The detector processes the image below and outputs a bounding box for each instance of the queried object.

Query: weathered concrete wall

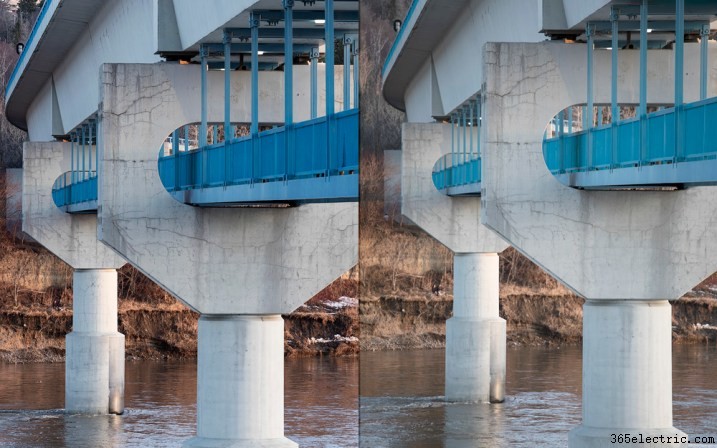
[482,41,717,300]
[401,122,507,254]
[99,63,357,315]
[22,142,124,270]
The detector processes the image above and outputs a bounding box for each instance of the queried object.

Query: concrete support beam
[401,123,508,403]
[446,253,505,403]
[66,269,124,414]
[22,142,125,414]
[569,300,685,447]
[184,315,297,448]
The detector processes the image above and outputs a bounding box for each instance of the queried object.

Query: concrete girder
[99,62,357,315]
[482,41,717,301]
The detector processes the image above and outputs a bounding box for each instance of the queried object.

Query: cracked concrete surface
[401,122,507,254]
[22,142,124,269]
[481,41,717,300]
[99,63,357,314]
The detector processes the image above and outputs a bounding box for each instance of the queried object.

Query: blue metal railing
[158,109,358,200]
[382,0,420,76]
[51,171,98,209]
[543,97,717,176]
[432,153,481,191]
[5,0,55,98]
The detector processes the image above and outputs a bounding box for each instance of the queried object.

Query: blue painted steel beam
[326,0,335,179]
[343,35,351,111]
[589,19,707,33]
[352,40,359,109]
[202,42,315,55]
[200,46,208,147]
[225,27,356,40]
[70,132,75,184]
[82,125,86,180]
[675,0,684,161]
[224,31,231,143]
[640,0,648,165]
[251,13,260,135]
[310,47,319,118]
[88,120,93,174]
[611,7,619,169]
[700,24,709,100]
[251,9,358,22]
[284,0,294,127]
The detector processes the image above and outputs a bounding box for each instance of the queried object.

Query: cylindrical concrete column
[569,300,687,447]
[65,269,124,415]
[445,252,506,403]
[184,315,297,448]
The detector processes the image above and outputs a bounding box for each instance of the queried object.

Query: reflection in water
[0,357,357,448]
[360,345,717,448]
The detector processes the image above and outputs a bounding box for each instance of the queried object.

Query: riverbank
[360,292,717,351]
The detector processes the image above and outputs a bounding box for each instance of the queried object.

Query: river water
[360,344,717,448]
[0,356,358,448]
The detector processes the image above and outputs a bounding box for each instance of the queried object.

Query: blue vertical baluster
[675,0,684,162]
[213,124,218,145]
[700,24,709,101]
[284,0,294,180]
[325,0,334,177]
[184,125,189,153]
[89,120,94,178]
[70,131,75,185]
[567,106,573,134]
[352,38,359,109]
[200,45,208,186]
[462,106,467,184]
[610,7,619,170]
[82,125,86,181]
[343,35,351,111]
[310,47,319,118]
[558,109,565,173]
[639,1,648,167]
[172,129,179,191]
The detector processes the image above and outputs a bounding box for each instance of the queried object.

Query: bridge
[383,0,717,446]
[6,1,358,447]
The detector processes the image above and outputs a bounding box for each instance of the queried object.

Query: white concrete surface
[481,41,717,301]
[22,142,125,270]
[446,253,505,403]
[99,63,357,315]
[401,122,507,254]
[569,300,685,447]
[183,315,297,448]
[66,269,125,415]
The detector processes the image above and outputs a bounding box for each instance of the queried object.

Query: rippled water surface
[360,345,717,448]
[0,357,358,448]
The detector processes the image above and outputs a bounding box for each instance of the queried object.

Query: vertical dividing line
[675,0,684,162]
[310,47,318,119]
[284,0,293,181]
[611,8,619,170]
[640,2,648,167]
[700,24,709,101]
[558,109,565,173]
[325,0,334,177]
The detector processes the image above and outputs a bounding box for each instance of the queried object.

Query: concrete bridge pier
[185,315,296,448]
[479,41,717,445]
[98,62,358,446]
[66,269,124,414]
[22,142,126,414]
[400,123,508,403]
[446,253,505,403]
[569,300,684,447]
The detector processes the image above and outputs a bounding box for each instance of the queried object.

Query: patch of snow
[323,296,358,309]
[309,334,359,344]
